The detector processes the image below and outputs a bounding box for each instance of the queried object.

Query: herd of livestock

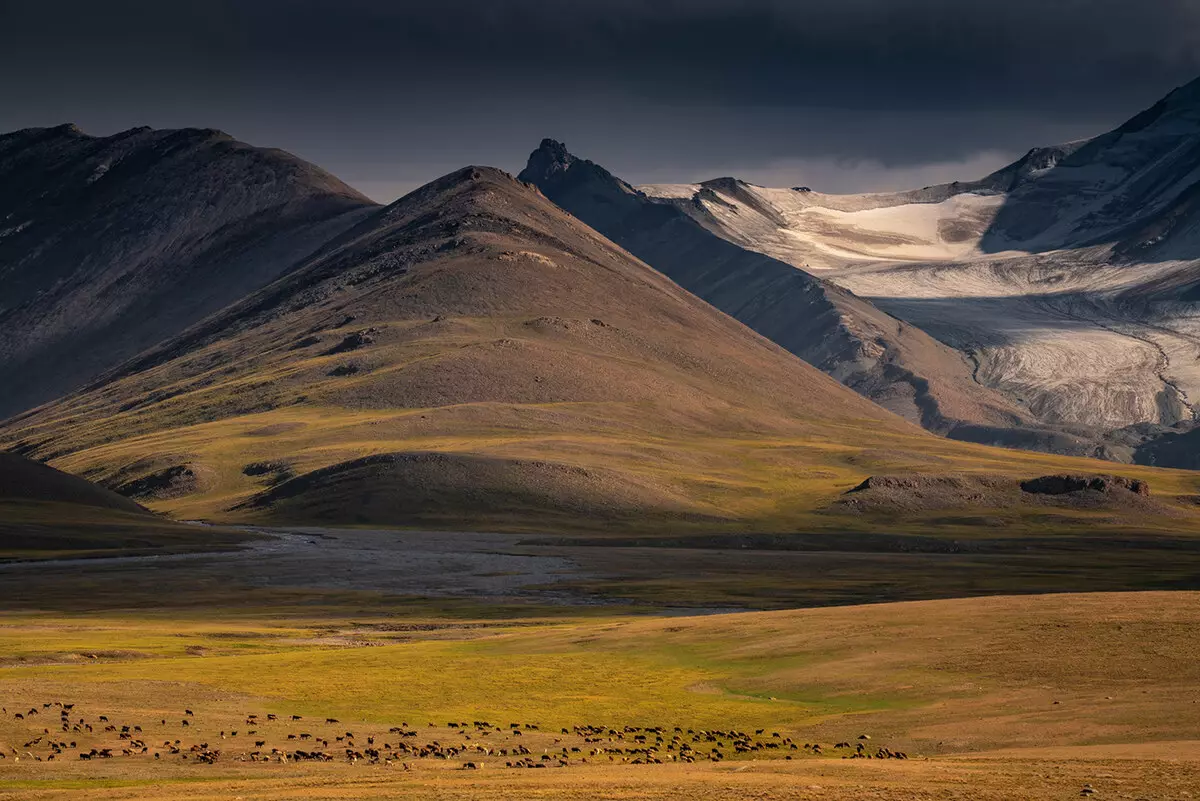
[2,700,910,771]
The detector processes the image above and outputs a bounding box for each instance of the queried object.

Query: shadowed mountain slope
[0,124,379,417]
[0,449,252,557]
[0,450,144,513]
[982,76,1200,259]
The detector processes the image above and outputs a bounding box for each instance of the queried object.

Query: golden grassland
[14,397,1200,536]
[1,593,1199,799]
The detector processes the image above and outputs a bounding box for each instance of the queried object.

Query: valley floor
[4,524,1200,611]
[1,528,1199,797]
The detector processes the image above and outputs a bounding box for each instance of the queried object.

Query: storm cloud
[3,0,1199,197]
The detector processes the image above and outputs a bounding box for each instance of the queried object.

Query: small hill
[0,124,378,417]
[0,450,144,512]
[0,450,247,558]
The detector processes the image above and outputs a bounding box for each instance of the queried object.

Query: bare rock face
[0,124,379,418]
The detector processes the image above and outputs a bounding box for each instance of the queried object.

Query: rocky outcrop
[1019,474,1150,497]
[837,472,1163,516]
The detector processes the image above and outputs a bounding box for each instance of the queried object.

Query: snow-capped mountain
[527,77,1200,465]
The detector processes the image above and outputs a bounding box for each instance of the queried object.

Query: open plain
[2,575,1199,800]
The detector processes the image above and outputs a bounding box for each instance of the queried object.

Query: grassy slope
[3,169,1199,537]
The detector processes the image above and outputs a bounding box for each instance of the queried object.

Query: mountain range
[3,77,1200,533]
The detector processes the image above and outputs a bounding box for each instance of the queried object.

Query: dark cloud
[2,1,1198,196]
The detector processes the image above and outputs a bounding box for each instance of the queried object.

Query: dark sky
[3,0,1199,199]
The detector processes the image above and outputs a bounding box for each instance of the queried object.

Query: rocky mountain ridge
[0,123,379,417]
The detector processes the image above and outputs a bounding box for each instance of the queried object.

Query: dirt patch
[288,335,322,350]
[834,473,1173,516]
[0,649,153,667]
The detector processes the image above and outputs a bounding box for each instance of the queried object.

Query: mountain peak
[444,164,516,186]
[537,138,571,157]
[518,139,638,204]
[520,138,579,183]
[380,165,521,216]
